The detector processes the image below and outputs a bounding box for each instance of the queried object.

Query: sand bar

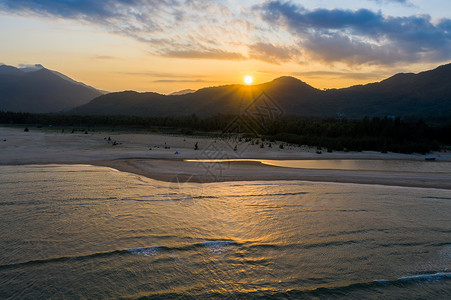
[1,126,451,189]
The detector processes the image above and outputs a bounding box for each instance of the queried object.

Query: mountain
[71,76,322,117]
[71,63,451,119]
[169,89,196,96]
[0,64,103,113]
[0,65,25,76]
[323,63,451,118]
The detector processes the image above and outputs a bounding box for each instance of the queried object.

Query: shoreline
[2,126,451,189]
[92,159,451,190]
[3,158,451,190]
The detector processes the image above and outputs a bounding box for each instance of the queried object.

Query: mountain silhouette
[0,65,25,76]
[0,65,103,113]
[323,63,451,118]
[169,89,196,96]
[71,76,323,117]
[71,64,451,119]
[3,63,450,119]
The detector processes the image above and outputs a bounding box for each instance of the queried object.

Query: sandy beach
[1,126,451,189]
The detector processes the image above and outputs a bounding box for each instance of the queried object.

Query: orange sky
[1,1,450,94]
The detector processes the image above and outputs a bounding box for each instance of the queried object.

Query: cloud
[161,49,247,60]
[90,55,118,60]
[369,0,413,5]
[248,42,301,64]
[0,0,173,20]
[1,0,451,67]
[153,79,209,83]
[18,64,45,72]
[291,70,387,80]
[119,71,202,78]
[256,1,451,65]
[119,71,211,82]
[0,0,251,61]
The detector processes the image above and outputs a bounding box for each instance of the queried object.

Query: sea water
[188,158,451,173]
[0,164,450,299]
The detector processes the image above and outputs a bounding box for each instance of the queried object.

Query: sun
[244,75,254,85]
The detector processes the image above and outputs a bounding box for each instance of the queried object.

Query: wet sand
[1,126,451,189]
[91,158,451,190]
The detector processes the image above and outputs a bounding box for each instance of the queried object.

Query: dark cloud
[1,0,450,66]
[260,2,384,33]
[302,33,417,65]
[369,0,413,5]
[248,42,301,64]
[256,1,451,65]
[0,0,181,37]
[0,0,174,19]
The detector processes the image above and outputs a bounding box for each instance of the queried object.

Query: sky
[1,0,451,94]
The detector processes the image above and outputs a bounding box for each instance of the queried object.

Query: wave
[299,272,451,297]
[122,195,218,202]
[126,240,239,255]
[228,181,311,187]
[0,240,241,270]
[0,249,125,270]
[196,240,238,248]
[422,196,451,200]
[248,239,449,250]
[296,272,451,298]
[320,228,388,238]
[376,241,434,248]
[5,237,445,271]
[245,240,360,251]
[397,272,451,281]
[125,246,168,256]
[226,191,309,198]
[122,272,451,299]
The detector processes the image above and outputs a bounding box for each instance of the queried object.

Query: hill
[324,63,451,119]
[3,63,450,119]
[71,63,451,120]
[0,65,103,113]
[71,76,322,117]
[169,89,196,96]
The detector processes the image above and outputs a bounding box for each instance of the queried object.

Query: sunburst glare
[244,75,253,85]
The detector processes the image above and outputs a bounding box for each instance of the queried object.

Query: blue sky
[1,0,450,93]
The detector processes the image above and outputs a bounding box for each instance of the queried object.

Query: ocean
[1,164,450,299]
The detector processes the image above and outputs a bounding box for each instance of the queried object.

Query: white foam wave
[198,241,237,254]
[198,241,237,247]
[398,272,451,281]
[126,246,160,257]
